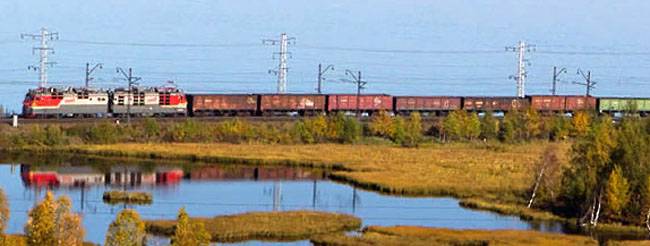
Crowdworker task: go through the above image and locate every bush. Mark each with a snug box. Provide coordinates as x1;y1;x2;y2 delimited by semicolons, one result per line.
168;119;208;142
105;209;146;246
339;117;362;144
214;119;255;143
85;123;121;144
171;208;210;246
369;111;394;138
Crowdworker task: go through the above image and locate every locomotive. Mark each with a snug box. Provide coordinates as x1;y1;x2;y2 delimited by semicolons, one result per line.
22;86;187;118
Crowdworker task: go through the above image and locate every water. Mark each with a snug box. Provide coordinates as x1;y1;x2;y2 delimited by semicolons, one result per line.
0;156;585;245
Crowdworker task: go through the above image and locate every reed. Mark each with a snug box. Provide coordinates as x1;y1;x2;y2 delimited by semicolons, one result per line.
145;210;361;243
311;226;598;246
102;190;153;205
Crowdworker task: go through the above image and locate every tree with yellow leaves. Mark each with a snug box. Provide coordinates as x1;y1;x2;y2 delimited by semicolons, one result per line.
25;192;56;246
171;208;211;246
572;111;591;137
24;192;84;246
606;166;630;218
0;188;8;243
369;111;394;138
105;209;146;246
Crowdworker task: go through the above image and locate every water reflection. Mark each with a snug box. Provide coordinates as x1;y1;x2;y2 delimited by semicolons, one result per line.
0;158;581;245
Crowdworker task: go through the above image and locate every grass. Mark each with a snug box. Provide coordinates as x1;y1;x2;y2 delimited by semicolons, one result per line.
458;198;567;222
1;234;97;246
145;210;361;243
311;226;599;246
15;141;566;203
102;190;153;205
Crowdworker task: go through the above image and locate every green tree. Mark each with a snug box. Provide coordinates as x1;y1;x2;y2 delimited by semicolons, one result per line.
326;113;346;141
465;112;481;140
105;209;146;246
480;111;499;140
524;107;542;140
171;208;211;246
403;112;423;147
550;115;570;141
560;116;616;223
25;192;56;246
443;110;464;141
44;125;67;146
369;111;394;138
391;116;406;145
339;117;362;144
606;166;630;217
501;110;522;143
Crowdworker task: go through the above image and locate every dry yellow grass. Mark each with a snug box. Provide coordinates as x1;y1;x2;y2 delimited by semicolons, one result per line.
46;141;568;203
145;210;361;243
311;226;598;246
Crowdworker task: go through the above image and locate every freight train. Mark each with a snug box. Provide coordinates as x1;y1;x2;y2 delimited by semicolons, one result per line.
20;86;650;118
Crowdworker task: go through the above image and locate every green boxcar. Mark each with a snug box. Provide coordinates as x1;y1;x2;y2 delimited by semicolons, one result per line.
599;98;650;112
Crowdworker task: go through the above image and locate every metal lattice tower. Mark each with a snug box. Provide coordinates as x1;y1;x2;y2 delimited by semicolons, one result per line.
264;33;295;93
22;28;59;88
506;41;535;98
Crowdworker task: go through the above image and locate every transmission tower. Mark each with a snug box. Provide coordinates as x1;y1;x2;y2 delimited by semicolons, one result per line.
506;41;535;98
551;66;567;95
264;33;295;93
21;28;59;88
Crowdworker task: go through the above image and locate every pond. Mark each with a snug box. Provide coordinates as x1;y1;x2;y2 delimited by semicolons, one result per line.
0;154;609;245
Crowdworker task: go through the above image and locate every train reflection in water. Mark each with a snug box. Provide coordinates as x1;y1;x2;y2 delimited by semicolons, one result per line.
20;164;328;188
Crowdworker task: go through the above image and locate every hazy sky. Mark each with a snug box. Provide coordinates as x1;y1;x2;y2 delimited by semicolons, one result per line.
1;0;649;111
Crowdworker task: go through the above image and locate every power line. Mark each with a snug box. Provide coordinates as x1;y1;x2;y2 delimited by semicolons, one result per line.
58;39;261;48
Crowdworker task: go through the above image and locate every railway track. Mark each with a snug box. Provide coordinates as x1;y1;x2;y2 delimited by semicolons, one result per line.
0;115;442;125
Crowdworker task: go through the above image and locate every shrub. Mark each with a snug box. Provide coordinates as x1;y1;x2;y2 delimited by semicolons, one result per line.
480;111;499;140
171;208;210;246
339;117;362;144
85;123;121;144
141;118;161;142
215;119;253;143
105;209;146;246
369;111;394;138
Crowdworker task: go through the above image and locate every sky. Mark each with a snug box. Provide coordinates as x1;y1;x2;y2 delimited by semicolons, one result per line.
1;0;650;111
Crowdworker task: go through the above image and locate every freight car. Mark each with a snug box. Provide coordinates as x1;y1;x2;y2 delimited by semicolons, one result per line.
258;94;326;116
22;87;110;118
327;94;392;115
528;95;596;112
188;94;258;116
394;96;462;116
598;98;650;115
463;97;529;112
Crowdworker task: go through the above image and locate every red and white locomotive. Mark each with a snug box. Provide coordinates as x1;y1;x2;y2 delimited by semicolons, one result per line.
22;85;187;118
111;86;187;117
22;87;110;118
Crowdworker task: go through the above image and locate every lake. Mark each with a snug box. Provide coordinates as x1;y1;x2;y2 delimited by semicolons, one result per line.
0;155;598;245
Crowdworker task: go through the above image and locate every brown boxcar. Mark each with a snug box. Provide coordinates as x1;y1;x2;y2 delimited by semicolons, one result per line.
259;94;326;113
327;94;393;112
394;96;462;112
565;96;596;111
463;97;529;111
188;94;258;116
529;95;566;111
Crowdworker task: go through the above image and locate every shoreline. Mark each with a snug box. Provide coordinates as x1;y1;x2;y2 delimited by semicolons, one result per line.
2;143;649;238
